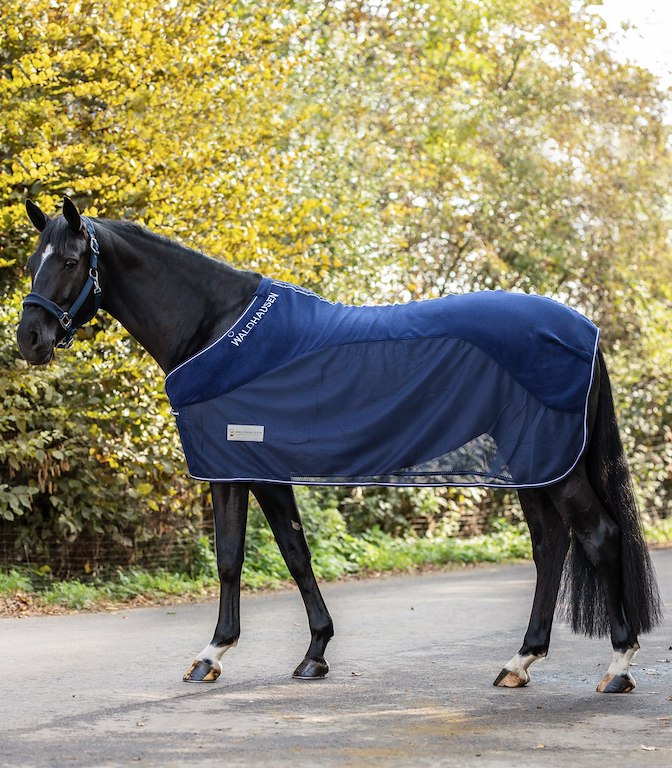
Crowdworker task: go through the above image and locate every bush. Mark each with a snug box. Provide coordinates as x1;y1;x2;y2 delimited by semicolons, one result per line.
0;292;206;576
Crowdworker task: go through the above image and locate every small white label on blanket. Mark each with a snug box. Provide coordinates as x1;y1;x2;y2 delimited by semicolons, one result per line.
227;424;265;442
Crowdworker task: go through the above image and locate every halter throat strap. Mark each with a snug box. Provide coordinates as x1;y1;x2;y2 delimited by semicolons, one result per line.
22;217;102;349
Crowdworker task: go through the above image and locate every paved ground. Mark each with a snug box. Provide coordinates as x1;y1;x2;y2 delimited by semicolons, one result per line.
1;549;670;767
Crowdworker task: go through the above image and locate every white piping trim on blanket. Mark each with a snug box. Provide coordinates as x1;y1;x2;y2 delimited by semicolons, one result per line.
165;295;259;384
183;475;576;489
164;280;329;387
167;281;388;390
270;280;334;304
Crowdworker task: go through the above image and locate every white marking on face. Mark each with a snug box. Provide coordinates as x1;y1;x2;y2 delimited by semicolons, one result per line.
34;243;53;281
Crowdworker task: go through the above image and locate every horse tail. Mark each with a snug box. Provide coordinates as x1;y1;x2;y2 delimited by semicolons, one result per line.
558;347;662;638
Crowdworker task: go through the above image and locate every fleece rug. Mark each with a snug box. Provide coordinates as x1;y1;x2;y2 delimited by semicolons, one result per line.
165;278;599;487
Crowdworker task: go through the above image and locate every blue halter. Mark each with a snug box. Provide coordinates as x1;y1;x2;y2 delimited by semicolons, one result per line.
22;217;102;349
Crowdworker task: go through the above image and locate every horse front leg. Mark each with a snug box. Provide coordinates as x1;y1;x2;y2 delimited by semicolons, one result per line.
251;483;334;679
495;488;570;688
183;482;249;683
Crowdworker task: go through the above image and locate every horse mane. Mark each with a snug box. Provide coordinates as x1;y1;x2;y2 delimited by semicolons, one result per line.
101;219;220;266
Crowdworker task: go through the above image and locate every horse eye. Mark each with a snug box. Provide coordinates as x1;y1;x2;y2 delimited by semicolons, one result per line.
64;259;77;271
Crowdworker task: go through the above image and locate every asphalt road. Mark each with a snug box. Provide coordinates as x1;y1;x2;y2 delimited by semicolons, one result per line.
1;549;671;767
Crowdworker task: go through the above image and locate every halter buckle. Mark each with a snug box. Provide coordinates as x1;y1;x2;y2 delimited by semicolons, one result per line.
59;313;73;331
90;267;101;295
56;335;75;350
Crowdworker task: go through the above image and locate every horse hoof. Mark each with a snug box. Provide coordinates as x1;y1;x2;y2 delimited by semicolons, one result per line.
596;672;636;693
293;657;329;679
183;658;221;683
493;667;530;688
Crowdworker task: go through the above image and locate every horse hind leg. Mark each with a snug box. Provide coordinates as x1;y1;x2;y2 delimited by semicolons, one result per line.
251;483;334;679
495;488;570;688
547;466;640;693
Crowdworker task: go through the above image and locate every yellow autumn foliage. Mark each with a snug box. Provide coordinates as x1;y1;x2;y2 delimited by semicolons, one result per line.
1;0;345;286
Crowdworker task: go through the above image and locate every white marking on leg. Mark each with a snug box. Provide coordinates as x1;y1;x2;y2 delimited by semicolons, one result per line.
606;643;639;677
505;651;545;674
503;652;545;683
34;244;53;281
196;640;237;668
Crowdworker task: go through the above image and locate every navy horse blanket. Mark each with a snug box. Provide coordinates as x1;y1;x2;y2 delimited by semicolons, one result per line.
165;278;599;487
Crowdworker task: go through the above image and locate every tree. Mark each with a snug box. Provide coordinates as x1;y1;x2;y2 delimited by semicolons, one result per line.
1;0;670;572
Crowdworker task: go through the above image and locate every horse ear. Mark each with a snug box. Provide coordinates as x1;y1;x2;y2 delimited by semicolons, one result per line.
26;199;50;232
63;197;82;233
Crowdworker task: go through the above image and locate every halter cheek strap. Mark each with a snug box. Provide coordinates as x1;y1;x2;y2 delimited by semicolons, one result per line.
22;217;103;349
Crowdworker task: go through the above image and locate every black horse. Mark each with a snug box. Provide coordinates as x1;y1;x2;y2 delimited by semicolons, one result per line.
16;198;661;693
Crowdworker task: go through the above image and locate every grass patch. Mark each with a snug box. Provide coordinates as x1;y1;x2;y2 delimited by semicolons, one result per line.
1;523;533;612
1;519;669;614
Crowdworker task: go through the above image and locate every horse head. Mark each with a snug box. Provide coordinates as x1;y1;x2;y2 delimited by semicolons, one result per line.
17;197;101;364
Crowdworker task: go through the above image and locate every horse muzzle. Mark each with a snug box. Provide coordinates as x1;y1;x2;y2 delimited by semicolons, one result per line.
16;311;57;365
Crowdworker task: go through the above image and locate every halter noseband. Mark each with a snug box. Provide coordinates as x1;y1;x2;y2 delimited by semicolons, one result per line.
22;217;102;349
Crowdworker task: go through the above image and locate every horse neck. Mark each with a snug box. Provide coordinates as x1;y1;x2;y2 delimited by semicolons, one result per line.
95;221;261;373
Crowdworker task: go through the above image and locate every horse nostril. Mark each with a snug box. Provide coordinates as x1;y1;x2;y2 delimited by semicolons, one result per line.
30;330;39;348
